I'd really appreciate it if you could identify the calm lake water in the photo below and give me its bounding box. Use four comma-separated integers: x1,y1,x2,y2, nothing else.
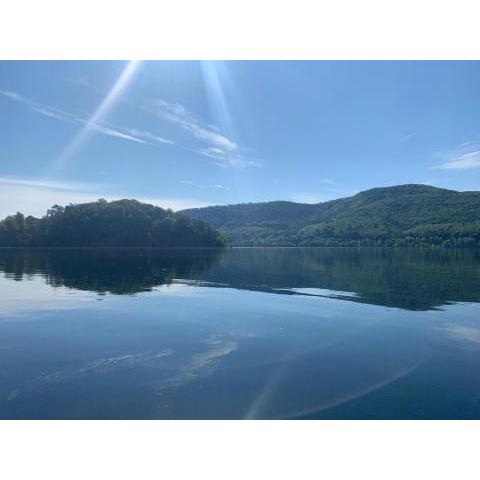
1,247,480,419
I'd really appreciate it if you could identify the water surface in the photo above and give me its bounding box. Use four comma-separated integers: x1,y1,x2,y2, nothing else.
1,247,480,419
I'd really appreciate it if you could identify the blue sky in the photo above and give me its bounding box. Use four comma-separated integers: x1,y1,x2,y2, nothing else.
1,60,480,217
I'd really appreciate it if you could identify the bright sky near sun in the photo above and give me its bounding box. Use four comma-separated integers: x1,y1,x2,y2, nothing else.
1,60,480,217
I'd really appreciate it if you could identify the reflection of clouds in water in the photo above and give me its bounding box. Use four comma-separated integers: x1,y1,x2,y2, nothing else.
442,325,480,344
5,350,172,402
184,335,238,381
4,334,239,406
153,282,210,297
83,350,173,371
286,287,358,298
153,335,239,395
172,280,361,303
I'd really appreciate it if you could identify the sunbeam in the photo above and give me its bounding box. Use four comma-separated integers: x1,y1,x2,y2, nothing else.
54,60,140,168
198,61,255,170
199,61,236,139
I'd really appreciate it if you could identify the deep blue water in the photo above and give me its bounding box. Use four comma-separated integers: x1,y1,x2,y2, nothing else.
1,247,480,419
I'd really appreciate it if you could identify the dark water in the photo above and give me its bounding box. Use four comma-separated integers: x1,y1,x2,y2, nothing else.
1,247,480,419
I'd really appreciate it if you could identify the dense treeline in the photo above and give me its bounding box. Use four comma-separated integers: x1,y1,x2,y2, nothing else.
3,185,480,248
0,199,225,247
182,184,480,247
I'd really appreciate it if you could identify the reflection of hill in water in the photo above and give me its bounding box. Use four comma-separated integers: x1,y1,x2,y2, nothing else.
192,248,480,311
1,247,480,310
198,248,480,310
0,248,223,295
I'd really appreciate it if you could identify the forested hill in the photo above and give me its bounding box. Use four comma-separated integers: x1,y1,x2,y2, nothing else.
0,199,225,247
182,184,480,247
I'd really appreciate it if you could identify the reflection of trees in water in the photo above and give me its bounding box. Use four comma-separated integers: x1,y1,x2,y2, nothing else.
193,247,480,311
0,248,224,295
1,247,480,310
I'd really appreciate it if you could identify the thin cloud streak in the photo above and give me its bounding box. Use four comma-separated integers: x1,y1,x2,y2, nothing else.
0,176,105,193
1,87,254,169
197,146,259,169
126,128,174,145
180,180,228,190
84,121,148,144
0,87,174,152
434,149,480,170
149,99,237,151
399,132,416,143
0,88,76,125
144,98,257,168
2,87,254,169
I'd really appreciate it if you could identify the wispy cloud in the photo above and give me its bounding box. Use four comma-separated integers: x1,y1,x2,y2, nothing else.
125,128,174,145
144,99,257,168
433,143,480,170
318,179,335,185
29,106,69,121
0,88,174,149
1,87,255,168
180,180,228,190
399,132,416,143
0,176,103,193
197,146,257,168
435,150,480,170
1,88,75,123
85,122,148,144
150,99,237,150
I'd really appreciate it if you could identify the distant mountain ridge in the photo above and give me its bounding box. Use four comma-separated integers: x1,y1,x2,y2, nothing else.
182,184,480,247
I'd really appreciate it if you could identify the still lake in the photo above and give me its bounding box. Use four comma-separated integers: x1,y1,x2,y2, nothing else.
1,247,480,419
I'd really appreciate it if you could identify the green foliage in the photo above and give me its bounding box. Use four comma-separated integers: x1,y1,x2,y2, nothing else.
0,199,225,247
182,184,480,247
